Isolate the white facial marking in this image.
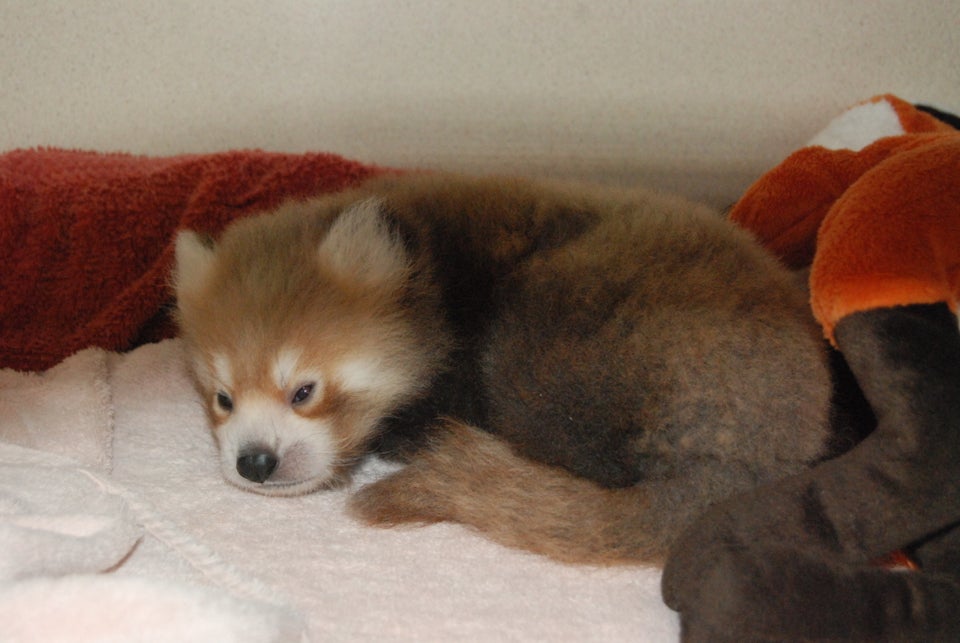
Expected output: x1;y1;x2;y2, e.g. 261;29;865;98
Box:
336;358;380;393
272;348;302;390
217;393;337;496
211;353;233;390
336;357;409;399
272;347;325;406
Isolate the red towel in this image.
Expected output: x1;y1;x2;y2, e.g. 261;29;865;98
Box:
0;148;386;371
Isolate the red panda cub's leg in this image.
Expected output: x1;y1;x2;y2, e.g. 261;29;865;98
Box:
352;207;833;565
349;418;702;565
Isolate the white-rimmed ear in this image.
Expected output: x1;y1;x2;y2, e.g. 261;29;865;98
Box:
173;230;217;299
318;198;410;286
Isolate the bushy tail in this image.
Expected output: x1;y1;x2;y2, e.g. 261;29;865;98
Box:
349;420;750;566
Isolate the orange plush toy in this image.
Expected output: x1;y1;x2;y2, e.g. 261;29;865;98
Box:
663;96;960;641
731;94;960;344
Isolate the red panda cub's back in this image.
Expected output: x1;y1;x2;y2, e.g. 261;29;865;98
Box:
173;173;832;564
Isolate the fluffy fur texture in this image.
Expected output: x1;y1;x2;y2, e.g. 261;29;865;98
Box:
662;96;960;640
174;173;835;564
663;304;960;640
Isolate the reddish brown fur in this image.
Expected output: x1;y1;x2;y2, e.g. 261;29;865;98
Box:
175;173;834;563
350;420;681;565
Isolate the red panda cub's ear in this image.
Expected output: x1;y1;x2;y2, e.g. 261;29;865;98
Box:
318;198;411;287
173;230;217;301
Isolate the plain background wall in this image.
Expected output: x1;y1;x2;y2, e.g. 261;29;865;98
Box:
1;0;958;205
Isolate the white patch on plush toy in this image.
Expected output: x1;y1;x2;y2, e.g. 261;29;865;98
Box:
807;99;905;152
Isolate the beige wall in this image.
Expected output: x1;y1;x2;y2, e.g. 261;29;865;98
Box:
2;1;958;204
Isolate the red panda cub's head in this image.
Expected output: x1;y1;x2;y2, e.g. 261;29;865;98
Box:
172;196;449;496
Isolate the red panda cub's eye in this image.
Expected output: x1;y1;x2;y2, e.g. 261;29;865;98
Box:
291;383;316;406
216;391;234;413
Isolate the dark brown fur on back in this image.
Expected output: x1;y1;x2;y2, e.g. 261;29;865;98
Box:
176;173;836;564
346;175;835;563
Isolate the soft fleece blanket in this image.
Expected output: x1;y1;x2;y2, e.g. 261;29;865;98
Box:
0;149;676;641
0;340;676;641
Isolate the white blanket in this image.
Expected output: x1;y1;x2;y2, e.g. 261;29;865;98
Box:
0;339;677;641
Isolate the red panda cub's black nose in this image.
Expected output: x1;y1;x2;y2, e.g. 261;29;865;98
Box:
237;448;279;483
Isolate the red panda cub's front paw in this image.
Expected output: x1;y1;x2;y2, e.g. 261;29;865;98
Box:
349;463;453;527
349;420;517;528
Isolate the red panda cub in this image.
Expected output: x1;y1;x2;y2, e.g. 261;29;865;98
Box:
173;173;833;564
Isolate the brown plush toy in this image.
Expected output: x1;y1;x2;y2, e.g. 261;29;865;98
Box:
662;95;960;641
